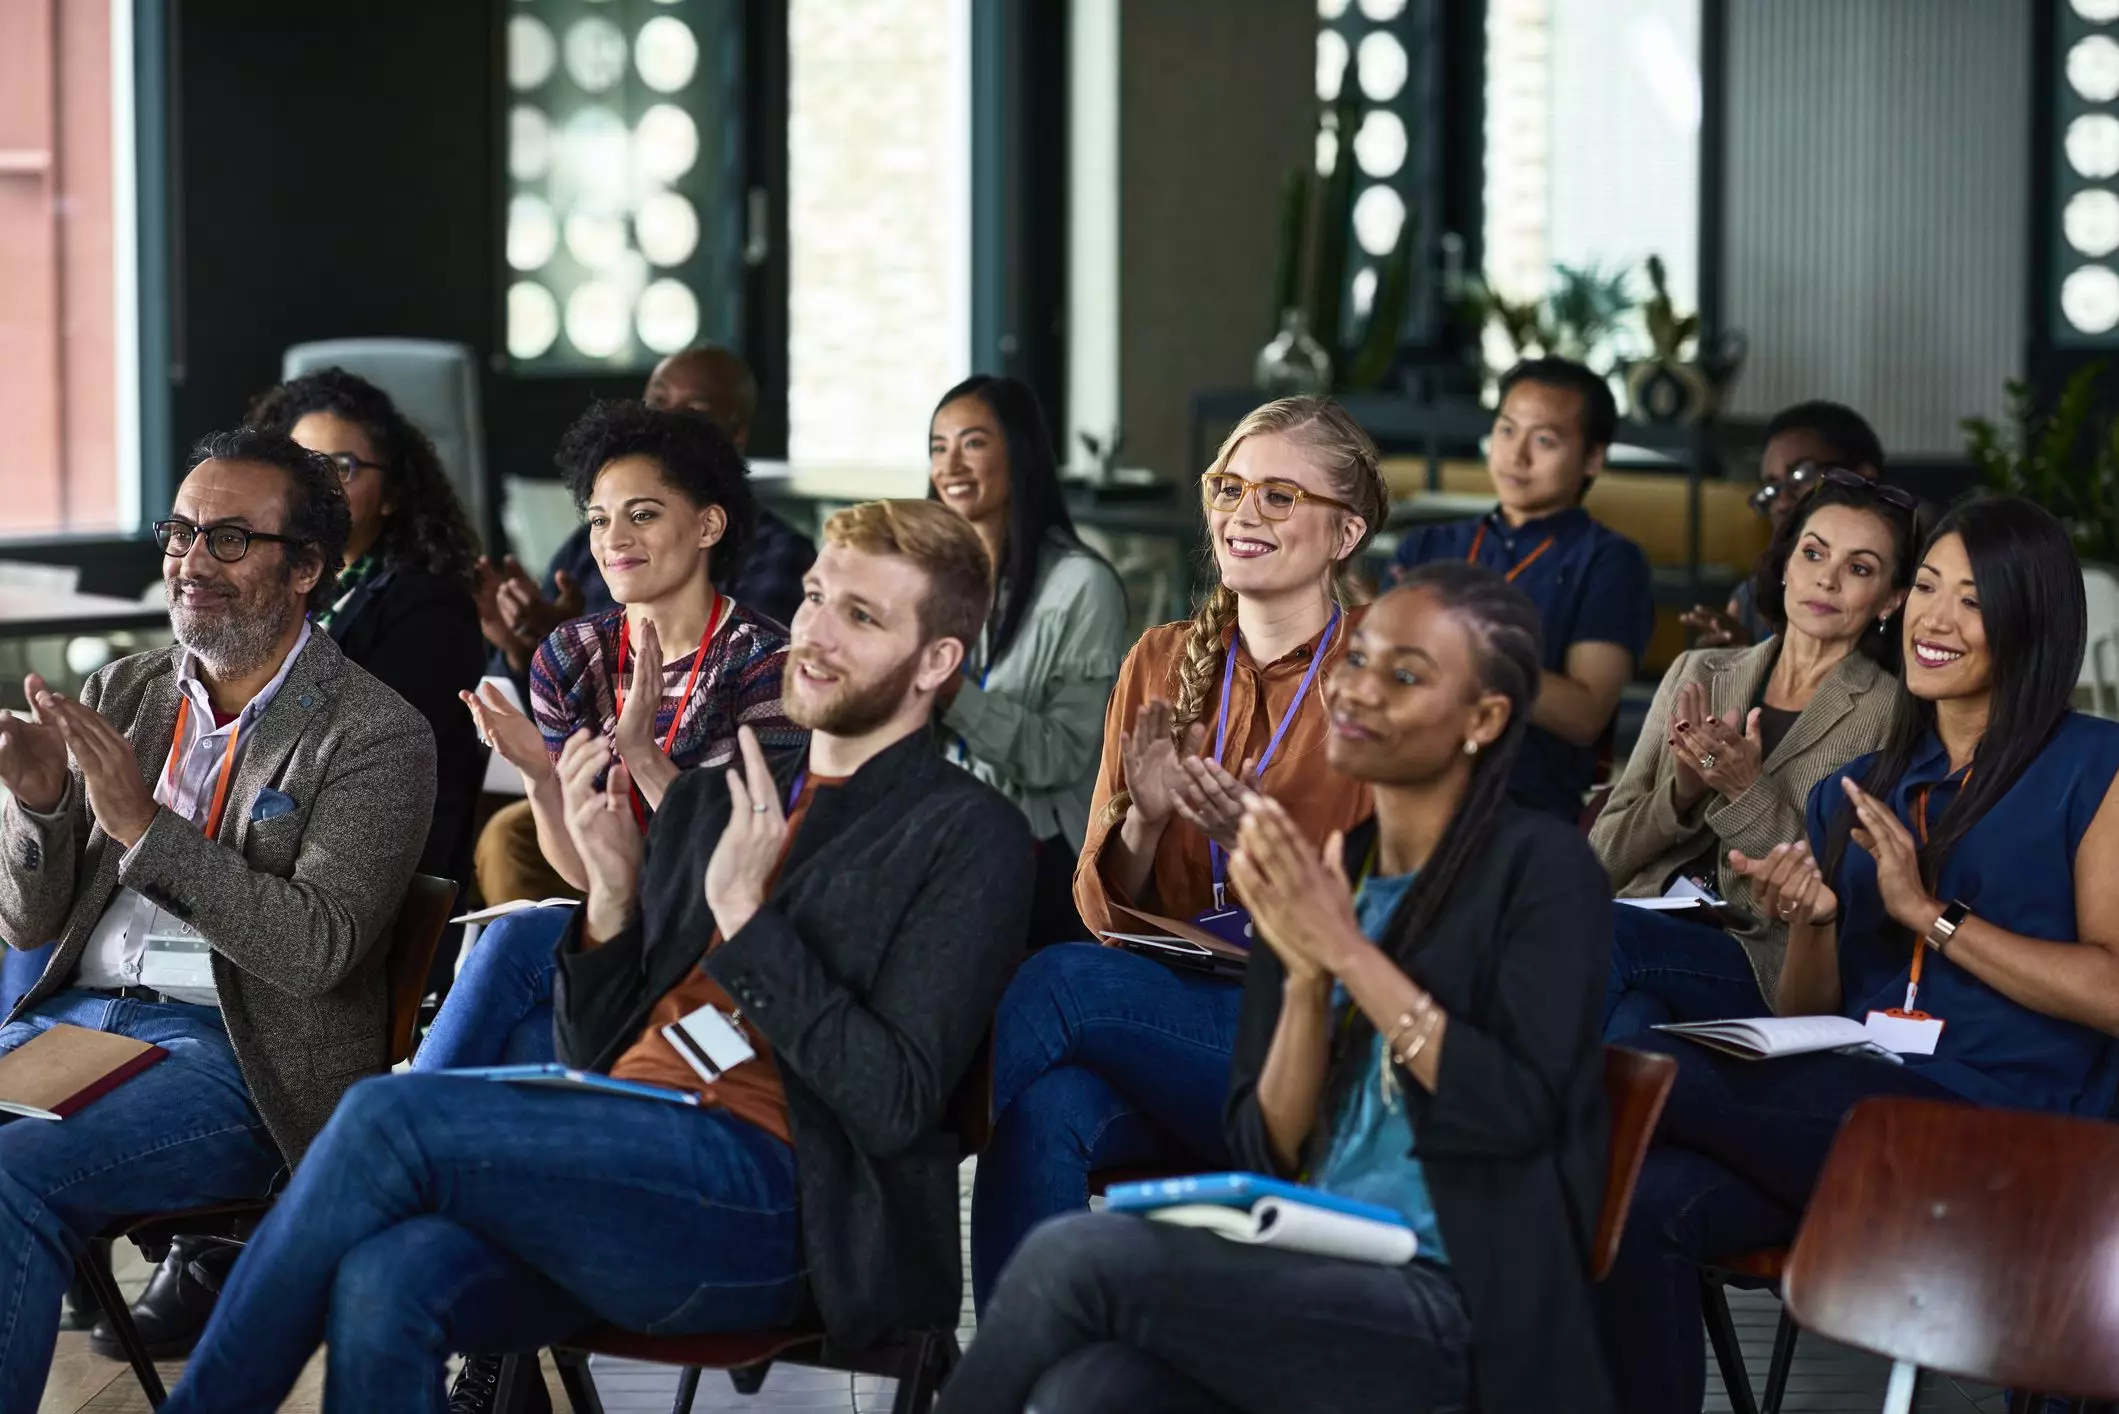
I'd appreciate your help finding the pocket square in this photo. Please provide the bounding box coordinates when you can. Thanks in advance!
[250,787,297,823]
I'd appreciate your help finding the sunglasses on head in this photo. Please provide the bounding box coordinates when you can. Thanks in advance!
[1749,462,1916,516]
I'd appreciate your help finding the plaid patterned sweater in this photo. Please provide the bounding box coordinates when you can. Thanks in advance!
[529,600,803,782]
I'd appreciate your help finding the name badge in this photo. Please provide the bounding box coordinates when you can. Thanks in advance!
[1864,1009,1944,1056]
[140,908,216,991]
[660,1002,757,1085]
[1191,905,1254,950]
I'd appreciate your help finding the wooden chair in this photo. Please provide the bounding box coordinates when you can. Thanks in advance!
[1591,1045,1675,1280]
[495,1035,996,1414]
[1782,1097,2119,1414]
[1701,1247,1798,1414]
[80,873,460,1407]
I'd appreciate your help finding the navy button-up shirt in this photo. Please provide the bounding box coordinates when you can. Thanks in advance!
[1395,506,1654,818]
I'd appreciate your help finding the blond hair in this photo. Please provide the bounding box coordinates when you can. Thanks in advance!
[821,499,994,653]
[1169,396,1388,740]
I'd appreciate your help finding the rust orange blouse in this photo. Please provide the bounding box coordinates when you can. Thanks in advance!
[1074,606,1375,938]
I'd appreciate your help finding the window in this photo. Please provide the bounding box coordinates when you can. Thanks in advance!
[785,0,970,468]
[0,0,137,536]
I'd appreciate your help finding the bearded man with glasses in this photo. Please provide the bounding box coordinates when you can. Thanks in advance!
[0,426,437,1412]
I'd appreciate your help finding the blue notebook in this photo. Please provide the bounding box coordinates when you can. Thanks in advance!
[1102,1171,1408,1229]
[442,1064,701,1107]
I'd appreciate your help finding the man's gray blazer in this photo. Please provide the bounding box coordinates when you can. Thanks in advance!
[0,631,436,1163]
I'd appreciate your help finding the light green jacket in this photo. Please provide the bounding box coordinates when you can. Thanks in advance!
[941,537,1127,848]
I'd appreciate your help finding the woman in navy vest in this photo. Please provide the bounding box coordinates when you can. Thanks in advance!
[1596,496,2119,1414]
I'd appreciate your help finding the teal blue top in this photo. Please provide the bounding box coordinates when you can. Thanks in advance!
[1311,871,1449,1265]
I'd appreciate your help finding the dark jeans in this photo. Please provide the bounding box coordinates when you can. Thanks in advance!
[1593,1032,1959,1414]
[161,1072,803,1414]
[1603,904,1769,1040]
[939,1210,1471,1414]
[1026,836,1088,952]
[970,943,1240,1311]
[0,990,280,1414]
[0,942,51,1015]
[411,905,570,1071]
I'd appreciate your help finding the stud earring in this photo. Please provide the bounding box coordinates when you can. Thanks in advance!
[1463,739,1478,756]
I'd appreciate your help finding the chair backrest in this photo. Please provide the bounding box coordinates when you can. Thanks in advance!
[280,339,488,534]
[1784,1097,2119,1400]
[1593,1044,1676,1280]
[383,875,460,1066]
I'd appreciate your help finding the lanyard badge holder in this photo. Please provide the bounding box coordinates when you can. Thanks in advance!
[1195,608,1340,950]
[1860,776,1965,1057]
[140,700,241,992]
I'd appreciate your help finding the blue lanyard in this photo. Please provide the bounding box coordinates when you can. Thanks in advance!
[788,770,807,810]
[1206,606,1341,889]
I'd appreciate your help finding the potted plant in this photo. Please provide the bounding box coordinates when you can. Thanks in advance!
[1963,363,2119,564]
[1621,255,1747,425]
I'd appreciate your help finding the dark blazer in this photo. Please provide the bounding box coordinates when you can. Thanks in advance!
[0,634,436,1162]
[554,728,1032,1350]
[1225,805,1616,1414]
[326,562,487,897]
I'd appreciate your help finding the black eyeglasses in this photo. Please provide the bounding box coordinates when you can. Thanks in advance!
[321,451,386,482]
[153,519,310,564]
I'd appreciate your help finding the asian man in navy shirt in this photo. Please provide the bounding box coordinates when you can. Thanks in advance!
[1393,357,1653,819]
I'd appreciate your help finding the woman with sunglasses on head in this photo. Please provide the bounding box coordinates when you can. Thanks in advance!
[944,566,1616,1414]
[928,376,1128,948]
[1682,400,1886,648]
[969,396,1389,1310]
[1598,496,2119,1414]
[1593,473,1926,1038]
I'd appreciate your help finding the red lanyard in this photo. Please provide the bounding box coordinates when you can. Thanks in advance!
[1902,767,1970,1009]
[164,698,242,842]
[1466,523,1555,583]
[612,596,726,828]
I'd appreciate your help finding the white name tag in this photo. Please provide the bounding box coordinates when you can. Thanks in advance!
[1864,1009,1945,1055]
[660,1002,757,1085]
[141,909,216,991]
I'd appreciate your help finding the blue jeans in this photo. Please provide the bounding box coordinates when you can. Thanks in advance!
[1602,904,1769,1040]
[970,943,1240,1311]
[412,906,569,1071]
[0,990,280,1414]
[1593,1032,1959,1414]
[0,943,52,1015]
[163,1072,804,1414]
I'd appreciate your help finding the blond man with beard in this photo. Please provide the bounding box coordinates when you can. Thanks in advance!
[0,428,435,1412]
[162,500,1033,1414]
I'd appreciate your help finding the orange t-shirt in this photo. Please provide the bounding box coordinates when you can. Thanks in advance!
[1073,607,1374,938]
[608,772,847,1144]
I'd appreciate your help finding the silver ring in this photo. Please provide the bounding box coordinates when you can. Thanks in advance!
[1699,753,1717,771]
[750,803,770,814]
[1779,901,1797,918]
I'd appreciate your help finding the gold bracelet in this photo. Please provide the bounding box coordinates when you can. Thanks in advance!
[1395,1021,1437,1068]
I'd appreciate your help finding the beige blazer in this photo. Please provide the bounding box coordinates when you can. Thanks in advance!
[1589,641,1900,999]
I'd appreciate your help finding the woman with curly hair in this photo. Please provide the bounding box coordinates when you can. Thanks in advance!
[969,395,1388,1310]
[246,367,487,915]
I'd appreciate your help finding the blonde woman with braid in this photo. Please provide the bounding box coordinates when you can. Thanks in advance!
[970,396,1387,1310]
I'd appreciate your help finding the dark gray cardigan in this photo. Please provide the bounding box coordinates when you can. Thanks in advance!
[1225,805,1616,1414]
[553,728,1032,1350]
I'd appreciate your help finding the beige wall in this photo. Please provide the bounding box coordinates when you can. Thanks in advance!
[1118,0,1314,482]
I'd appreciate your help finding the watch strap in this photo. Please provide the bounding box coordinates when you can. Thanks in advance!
[1927,899,1971,952]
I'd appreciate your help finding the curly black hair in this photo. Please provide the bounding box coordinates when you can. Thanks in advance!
[246,367,480,584]
[181,427,352,616]
[555,399,758,583]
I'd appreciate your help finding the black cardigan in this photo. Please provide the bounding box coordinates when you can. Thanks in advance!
[1225,805,1616,1414]
[325,563,486,893]
[554,728,1032,1349]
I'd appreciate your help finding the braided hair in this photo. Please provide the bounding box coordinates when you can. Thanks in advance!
[1307,561,1546,1167]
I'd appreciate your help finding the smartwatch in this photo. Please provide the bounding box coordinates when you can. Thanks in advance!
[1926,899,1971,954]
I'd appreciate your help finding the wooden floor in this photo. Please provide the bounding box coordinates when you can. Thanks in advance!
[38,1160,2017,1414]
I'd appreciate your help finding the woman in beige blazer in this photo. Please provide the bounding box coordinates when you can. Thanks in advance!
[1592,474,1926,1037]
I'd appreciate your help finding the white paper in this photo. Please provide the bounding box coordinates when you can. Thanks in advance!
[1618,897,1707,912]
[1655,1014,1896,1061]
[450,897,580,925]
[1147,1200,1418,1266]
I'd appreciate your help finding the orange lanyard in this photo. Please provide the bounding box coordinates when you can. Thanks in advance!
[1902,767,1970,1008]
[612,596,727,830]
[164,698,242,842]
[1466,522,1555,583]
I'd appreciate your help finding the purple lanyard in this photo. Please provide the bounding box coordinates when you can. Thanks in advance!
[788,771,808,810]
[1207,605,1341,893]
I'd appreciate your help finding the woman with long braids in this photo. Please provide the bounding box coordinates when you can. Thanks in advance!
[1598,497,2119,1414]
[943,565,1617,1414]
[969,396,1389,1309]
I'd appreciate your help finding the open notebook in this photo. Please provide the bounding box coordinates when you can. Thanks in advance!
[1655,1015,1902,1062]
[1103,1172,1418,1266]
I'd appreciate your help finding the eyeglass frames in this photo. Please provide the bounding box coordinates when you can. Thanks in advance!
[1749,462,1917,517]
[153,519,311,564]
[1199,471,1355,522]
[321,451,386,482]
